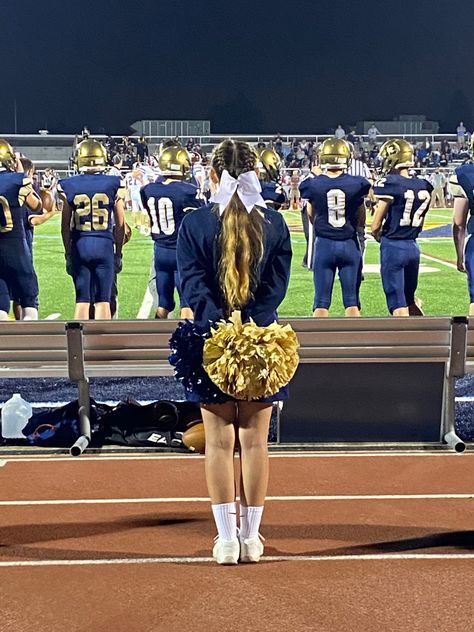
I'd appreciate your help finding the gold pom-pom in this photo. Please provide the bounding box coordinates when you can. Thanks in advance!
[203,311,299,400]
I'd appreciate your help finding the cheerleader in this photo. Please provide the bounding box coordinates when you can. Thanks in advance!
[172,139,295,564]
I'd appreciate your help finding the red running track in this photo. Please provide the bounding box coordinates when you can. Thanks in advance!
[1,452,474,631]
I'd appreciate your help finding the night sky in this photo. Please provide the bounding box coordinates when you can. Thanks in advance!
[2,0,474,135]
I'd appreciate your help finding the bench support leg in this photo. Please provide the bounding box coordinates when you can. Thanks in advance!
[442,376,465,453]
[70,379,91,456]
[66,322,92,457]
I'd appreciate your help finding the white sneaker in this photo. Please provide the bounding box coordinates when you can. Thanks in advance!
[212,536,240,565]
[239,534,265,563]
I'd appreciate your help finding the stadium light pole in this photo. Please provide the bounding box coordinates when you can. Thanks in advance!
[13,98,17,134]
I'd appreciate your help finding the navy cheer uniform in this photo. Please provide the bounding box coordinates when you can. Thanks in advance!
[0,171,40,312]
[177,203,292,402]
[299,173,370,310]
[59,174,122,303]
[141,179,202,312]
[374,174,432,313]
[260,181,287,211]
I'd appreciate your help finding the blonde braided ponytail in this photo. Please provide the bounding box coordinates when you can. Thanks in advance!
[211,140,264,313]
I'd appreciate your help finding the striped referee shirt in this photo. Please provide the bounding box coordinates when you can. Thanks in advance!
[348,159,372,181]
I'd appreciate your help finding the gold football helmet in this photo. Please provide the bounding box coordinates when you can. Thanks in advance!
[257,147,281,181]
[0,139,16,171]
[317,138,352,170]
[158,144,191,177]
[75,139,108,172]
[378,139,414,174]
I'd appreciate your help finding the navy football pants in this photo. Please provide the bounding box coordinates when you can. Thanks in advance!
[0,238,38,311]
[380,237,419,313]
[72,237,114,303]
[153,243,187,312]
[312,236,362,309]
[464,234,474,302]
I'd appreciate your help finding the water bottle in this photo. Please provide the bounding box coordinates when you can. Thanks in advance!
[1,394,33,439]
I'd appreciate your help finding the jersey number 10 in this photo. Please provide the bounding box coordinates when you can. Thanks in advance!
[148,197,175,235]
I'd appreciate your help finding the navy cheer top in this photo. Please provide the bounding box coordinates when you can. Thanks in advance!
[177,203,292,329]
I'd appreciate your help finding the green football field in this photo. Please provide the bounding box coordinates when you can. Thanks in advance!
[29,208,470,320]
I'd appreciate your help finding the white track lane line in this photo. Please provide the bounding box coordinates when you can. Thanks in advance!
[1,493,473,506]
[1,553,474,568]
[2,451,474,463]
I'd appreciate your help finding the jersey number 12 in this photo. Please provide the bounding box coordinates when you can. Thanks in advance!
[400,190,430,227]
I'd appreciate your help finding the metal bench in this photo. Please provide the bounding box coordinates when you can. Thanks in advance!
[0,317,469,455]
[0,320,177,455]
[280,316,467,451]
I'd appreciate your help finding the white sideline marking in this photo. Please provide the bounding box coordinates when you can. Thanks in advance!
[44,313,61,320]
[363,264,438,274]
[23,400,157,408]
[420,252,458,270]
[1,553,474,568]
[1,493,473,507]
[2,452,473,463]
[9,396,474,408]
[136,287,154,319]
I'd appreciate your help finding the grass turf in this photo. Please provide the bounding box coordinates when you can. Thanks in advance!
[29,208,471,320]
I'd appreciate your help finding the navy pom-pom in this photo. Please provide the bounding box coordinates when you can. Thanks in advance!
[168,320,228,404]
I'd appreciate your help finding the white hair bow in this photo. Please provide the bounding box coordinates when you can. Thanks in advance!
[210,169,265,215]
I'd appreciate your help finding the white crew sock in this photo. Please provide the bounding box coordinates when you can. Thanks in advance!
[22,307,38,320]
[244,506,264,540]
[240,505,249,538]
[0,310,8,321]
[212,502,237,541]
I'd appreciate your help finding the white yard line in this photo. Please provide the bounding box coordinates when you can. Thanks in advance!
[136,287,154,319]
[0,493,473,507]
[419,252,458,270]
[1,553,474,568]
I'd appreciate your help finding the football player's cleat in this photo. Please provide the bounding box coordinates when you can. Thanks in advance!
[378,139,414,174]
[0,139,16,171]
[257,147,281,182]
[318,137,352,170]
[74,139,108,172]
[158,144,191,177]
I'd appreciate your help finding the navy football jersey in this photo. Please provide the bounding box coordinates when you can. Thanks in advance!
[58,174,123,240]
[260,182,287,210]
[141,179,202,247]
[299,173,370,240]
[454,164,474,234]
[374,174,433,240]
[0,171,35,240]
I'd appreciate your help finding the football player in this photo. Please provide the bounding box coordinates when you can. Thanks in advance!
[256,147,287,211]
[299,138,371,316]
[10,157,56,319]
[125,162,150,234]
[449,136,474,315]
[0,140,43,320]
[372,139,433,317]
[140,143,202,319]
[59,139,125,320]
